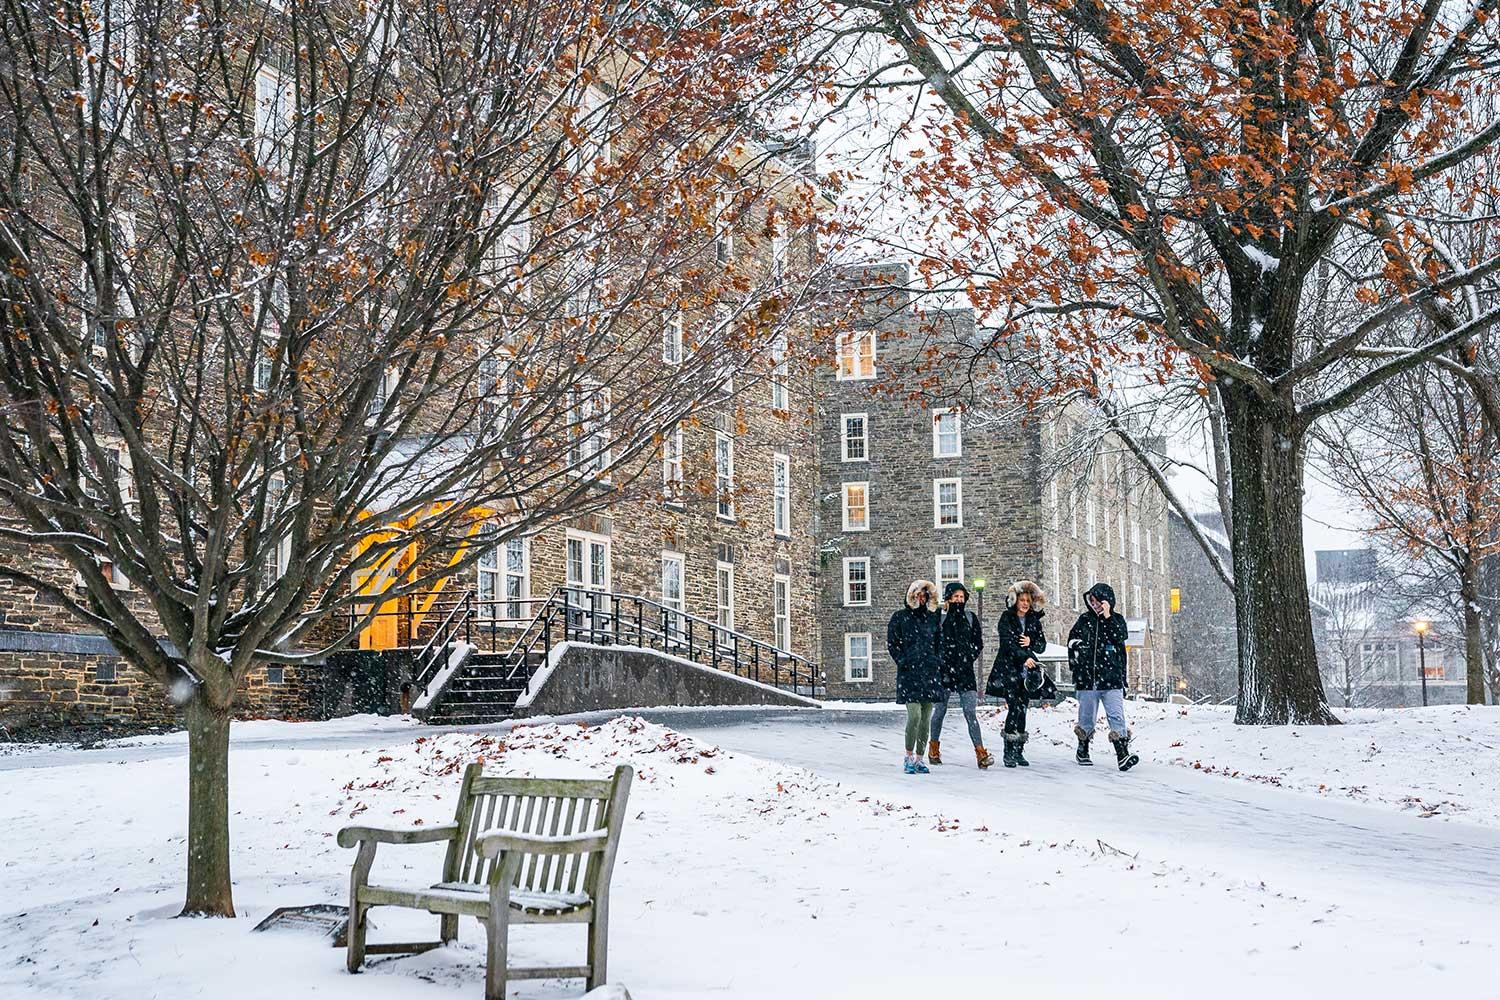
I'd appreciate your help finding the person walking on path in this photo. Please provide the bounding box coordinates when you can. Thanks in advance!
[1067,582,1139,771]
[994,580,1048,767]
[887,579,946,774]
[930,581,992,769]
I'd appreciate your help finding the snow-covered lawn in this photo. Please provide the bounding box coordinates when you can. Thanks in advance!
[1,706,1497,999]
[1131,702,1500,826]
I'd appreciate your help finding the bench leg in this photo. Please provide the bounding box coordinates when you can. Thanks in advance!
[484,910,510,1000]
[586,906,608,991]
[439,913,458,945]
[346,903,368,973]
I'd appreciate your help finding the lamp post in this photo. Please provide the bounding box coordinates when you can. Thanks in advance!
[972,578,986,628]
[1413,620,1430,707]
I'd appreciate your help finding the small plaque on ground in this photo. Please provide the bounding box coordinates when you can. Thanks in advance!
[252,904,352,947]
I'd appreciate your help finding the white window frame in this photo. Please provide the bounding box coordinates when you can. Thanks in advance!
[842,557,871,607]
[773,573,792,651]
[841,481,870,533]
[770,234,791,283]
[772,452,791,537]
[770,358,789,411]
[1050,480,1059,531]
[841,412,868,462]
[844,632,873,683]
[714,430,735,520]
[1086,494,1097,546]
[715,560,735,632]
[662,309,684,365]
[261,473,290,590]
[933,478,963,529]
[932,408,962,458]
[714,189,735,263]
[254,64,293,172]
[662,424,684,505]
[1051,552,1061,607]
[1070,488,1079,538]
[936,554,964,589]
[366,1,400,73]
[1072,555,1081,611]
[565,529,611,593]
[569,385,611,482]
[836,327,876,381]
[1132,521,1142,564]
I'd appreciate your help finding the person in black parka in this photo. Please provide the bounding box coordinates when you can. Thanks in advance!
[1067,582,1139,771]
[994,580,1048,767]
[930,580,992,768]
[887,579,946,774]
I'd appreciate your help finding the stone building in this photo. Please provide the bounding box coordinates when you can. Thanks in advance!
[1168,510,1238,701]
[817,266,1176,701]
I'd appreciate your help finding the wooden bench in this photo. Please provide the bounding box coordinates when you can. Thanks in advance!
[337,763,634,999]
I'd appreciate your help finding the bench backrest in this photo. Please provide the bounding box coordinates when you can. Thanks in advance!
[443,763,632,898]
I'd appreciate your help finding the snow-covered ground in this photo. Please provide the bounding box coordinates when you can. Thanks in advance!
[1,704,1497,999]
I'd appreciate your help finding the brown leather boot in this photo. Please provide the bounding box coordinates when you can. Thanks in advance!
[927,740,942,764]
[975,745,994,769]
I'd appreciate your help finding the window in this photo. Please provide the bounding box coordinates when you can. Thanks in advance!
[1072,555,1081,611]
[265,665,286,685]
[570,386,610,480]
[366,1,399,73]
[1086,494,1097,545]
[1145,527,1153,568]
[565,531,610,592]
[714,189,735,262]
[843,557,871,606]
[770,234,791,283]
[1133,583,1142,617]
[1086,557,1097,594]
[773,574,791,650]
[662,424,684,504]
[716,561,735,632]
[772,453,791,536]
[715,431,734,520]
[1050,480,1059,531]
[662,309,683,364]
[89,0,136,137]
[1070,489,1079,538]
[841,413,868,462]
[483,185,530,294]
[934,478,962,528]
[1359,641,1399,680]
[1117,510,1126,554]
[844,633,873,683]
[661,550,684,640]
[842,481,869,532]
[369,365,396,420]
[94,662,117,683]
[255,279,288,392]
[1132,522,1142,564]
[1051,553,1061,606]
[261,474,289,590]
[254,65,293,172]
[836,327,876,380]
[933,409,961,458]
[476,351,506,435]
[478,538,529,621]
[936,554,964,589]
[770,359,789,411]
[571,87,612,171]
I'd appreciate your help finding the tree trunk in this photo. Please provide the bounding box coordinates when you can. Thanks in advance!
[1462,560,1485,706]
[181,694,235,917]
[1220,386,1339,724]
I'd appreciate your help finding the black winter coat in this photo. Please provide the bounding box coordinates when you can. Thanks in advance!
[1068,583,1128,690]
[995,607,1047,694]
[887,605,946,704]
[937,607,984,692]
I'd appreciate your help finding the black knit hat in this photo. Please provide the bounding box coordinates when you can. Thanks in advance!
[943,580,968,601]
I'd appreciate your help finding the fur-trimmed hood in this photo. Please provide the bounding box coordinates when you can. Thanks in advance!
[905,579,939,611]
[1006,580,1047,610]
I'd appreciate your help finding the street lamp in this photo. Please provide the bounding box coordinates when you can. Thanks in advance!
[972,578,986,627]
[1413,620,1430,707]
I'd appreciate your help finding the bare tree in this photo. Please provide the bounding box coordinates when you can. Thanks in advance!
[0,0,821,915]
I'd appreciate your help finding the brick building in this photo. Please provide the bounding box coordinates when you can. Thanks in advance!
[817,266,1176,701]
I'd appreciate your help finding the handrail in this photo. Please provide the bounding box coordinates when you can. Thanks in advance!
[411,591,473,693]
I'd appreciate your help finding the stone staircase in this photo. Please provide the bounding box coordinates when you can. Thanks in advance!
[420,649,543,726]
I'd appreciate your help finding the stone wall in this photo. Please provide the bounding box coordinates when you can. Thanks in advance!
[0,631,330,737]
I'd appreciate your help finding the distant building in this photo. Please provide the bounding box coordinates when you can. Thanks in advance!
[1168,510,1237,702]
[1314,551,1465,707]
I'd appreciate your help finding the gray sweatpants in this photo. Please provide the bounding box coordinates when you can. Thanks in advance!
[931,689,982,747]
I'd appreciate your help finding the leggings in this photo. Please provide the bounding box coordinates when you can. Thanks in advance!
[931,689,982,746]
[904,702,934,753]
[1003,691,1028,735]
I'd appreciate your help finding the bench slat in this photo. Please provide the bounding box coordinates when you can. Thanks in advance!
[472,776,615,798]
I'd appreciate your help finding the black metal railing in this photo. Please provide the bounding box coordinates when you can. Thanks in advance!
[351,586,825,713]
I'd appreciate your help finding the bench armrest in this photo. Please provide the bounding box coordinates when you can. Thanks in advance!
[475,829,611,860]
[337,822,460,849]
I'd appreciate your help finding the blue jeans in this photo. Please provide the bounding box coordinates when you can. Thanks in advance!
[1077,689,1129,739]
[931,689,982,747]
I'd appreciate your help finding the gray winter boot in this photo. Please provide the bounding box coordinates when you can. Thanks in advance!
[1002,733,1022,768]
[1074,725,1093,766]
